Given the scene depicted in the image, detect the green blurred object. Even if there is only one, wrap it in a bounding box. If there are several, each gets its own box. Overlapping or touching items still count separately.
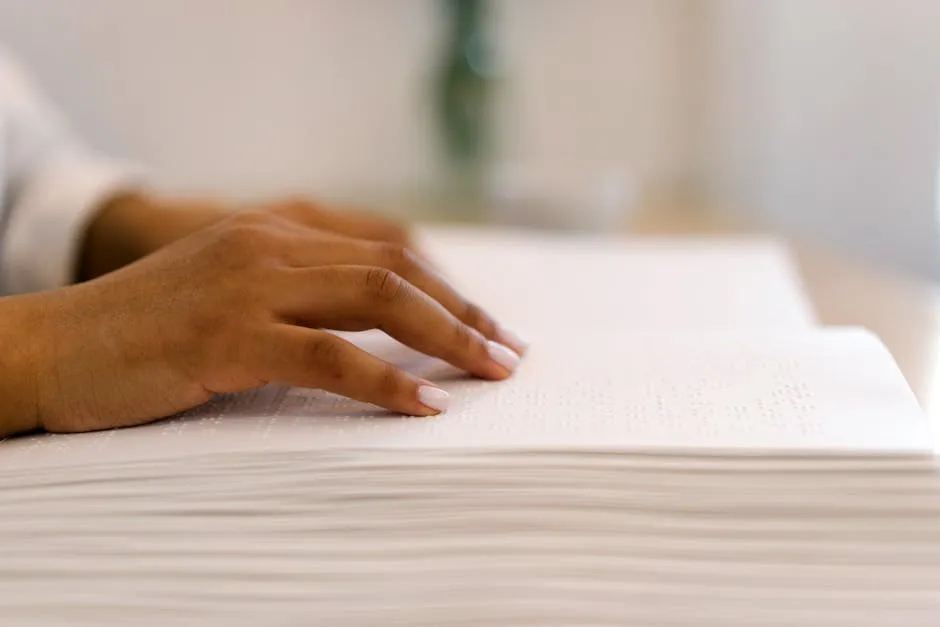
[436,0,494,205]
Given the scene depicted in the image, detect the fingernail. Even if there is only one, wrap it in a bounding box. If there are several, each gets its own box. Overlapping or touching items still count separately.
[487,341,521,372]
[417,385,450,413]
[498,328,530,354]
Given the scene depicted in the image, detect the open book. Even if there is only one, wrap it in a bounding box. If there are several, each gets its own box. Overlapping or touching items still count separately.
[1,227,938,626]
[1,228,931,470]
[0,327,932,472]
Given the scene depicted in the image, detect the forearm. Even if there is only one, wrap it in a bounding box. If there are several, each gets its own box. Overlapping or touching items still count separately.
[77,193,229,282]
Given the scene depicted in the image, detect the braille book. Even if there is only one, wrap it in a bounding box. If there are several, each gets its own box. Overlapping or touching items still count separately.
[2,228,937,627]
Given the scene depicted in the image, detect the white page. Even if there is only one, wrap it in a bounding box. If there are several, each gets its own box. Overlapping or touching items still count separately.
[0,328,930,471]
[2,452,940,627]
[419,226,817,330]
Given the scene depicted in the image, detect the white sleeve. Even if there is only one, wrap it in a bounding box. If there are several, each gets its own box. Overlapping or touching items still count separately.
[0,52,140,295]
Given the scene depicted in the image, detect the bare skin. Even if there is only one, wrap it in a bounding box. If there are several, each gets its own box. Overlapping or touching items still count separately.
[0,196,524,437]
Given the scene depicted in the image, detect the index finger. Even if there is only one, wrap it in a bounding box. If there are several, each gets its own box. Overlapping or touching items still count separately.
[275,234,527,356]
[275,266,521,382]
[250,326,451,417]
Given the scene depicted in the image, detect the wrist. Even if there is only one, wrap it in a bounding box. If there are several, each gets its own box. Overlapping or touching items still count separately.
[78,193,229,282]
[0,293,53,436]
[78,191,159,282]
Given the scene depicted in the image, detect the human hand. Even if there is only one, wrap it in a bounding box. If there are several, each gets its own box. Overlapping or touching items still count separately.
[80,193,426,281]
[30,211,526,435]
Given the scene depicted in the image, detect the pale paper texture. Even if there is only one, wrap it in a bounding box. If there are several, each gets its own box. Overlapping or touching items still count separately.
[2,452,940,626]
[0,328,930,471]
[419,227,818,330]
[1,233,937,626]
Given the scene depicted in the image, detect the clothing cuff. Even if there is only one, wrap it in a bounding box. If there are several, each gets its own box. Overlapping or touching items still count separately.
[2,154,140,294]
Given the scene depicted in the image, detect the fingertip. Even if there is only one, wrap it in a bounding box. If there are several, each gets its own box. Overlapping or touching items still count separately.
[487,341,521,374]
[496,327,530,356]
[416,385,450,416]
[468,340,521,381]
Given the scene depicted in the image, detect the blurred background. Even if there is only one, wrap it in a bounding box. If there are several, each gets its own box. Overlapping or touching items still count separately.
[1,0,938,276]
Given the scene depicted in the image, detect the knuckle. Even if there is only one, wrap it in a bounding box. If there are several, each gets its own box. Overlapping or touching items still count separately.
[201,302,255,338]
[287,196,317,212]
[377,364,407,399]
[380,222,413,246]
[272,197,318,221]
[217,215,269,250]
[187,309,254,372]
[377,243,418,273]
[454,321,486,356]
[228,210,272,229]
[362,267,406,304]
[304,337,346,378]
[463,303,497,336]
[211,213,285,268]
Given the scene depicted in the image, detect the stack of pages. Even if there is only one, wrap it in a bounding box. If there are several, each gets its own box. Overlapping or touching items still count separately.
[1,226,938,626]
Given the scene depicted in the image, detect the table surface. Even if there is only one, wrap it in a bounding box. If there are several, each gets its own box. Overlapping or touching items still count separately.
[625,205,940,434]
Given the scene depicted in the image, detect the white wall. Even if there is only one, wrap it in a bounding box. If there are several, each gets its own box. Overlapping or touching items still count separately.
[6,0,937,276]
[0,0,696,205]
[0,0,438,199]
[698,0,940,277]
[495,0,697,203]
